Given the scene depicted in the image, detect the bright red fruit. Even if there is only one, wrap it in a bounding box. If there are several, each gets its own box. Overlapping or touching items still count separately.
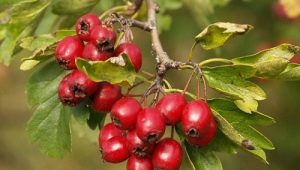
[114,42,142,72]
[111,97,142,130]
[152,138,183,170]
[90,25,116,51]
[81,42,113,61]
[55,36,84,70]
[91,82,122,113]
[58,70,98,106]
[99,123,124,146]
[136,108,166,144]
[101,136,130,163]
[127,155,153,170]
[156,93,187,125]
[126,129,154,157]
[186,119,217,148]
[76,13,101,41]
[181,100,213,138]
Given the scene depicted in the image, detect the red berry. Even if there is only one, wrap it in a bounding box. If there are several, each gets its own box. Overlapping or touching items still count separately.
[156,93,187,125]
[90,25,116,51]
[126,129,154,157]
[99,123,124,146]
[55,36,84,70]
[136,108,166,144]
[91,82,122,113]
[111,97,142,130]
[127,155,153,170]
[76,13,101,41]
[58,70,98,106]
[187,119,217,148]
[81,42,113,61]
[152,138,183,170]
[181,100,213,138]
[101,136,130,163]
[114,42,142,72]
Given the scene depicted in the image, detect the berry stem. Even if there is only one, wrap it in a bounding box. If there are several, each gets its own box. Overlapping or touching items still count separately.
[182,70,195,95]
[197,77,201,99]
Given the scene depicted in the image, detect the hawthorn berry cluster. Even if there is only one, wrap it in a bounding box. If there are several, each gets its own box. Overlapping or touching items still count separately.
[55,13,217,170]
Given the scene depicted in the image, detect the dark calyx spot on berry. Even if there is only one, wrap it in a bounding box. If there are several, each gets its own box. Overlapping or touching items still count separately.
[80,21,89,33]
[111,116,122,128]
[97,40,113,52]
[72,84,86,98]
[242,139,256,150]
[133,147,147,157]
[146,133,159,144]
[187,128,200,137]
[61,98,76,106]
[57,58,69,69]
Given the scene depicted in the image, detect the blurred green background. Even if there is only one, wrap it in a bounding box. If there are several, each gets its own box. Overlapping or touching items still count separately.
[1,0,300,170]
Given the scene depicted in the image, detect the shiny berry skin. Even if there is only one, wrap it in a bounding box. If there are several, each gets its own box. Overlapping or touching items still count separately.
[114,42,142,72]
[152,138,183,170]
[127,155,153,170]
[126,129,154,157]
[156,93,187,125]
[58,70,98,106]
[187,119,217,148]
[90,25,116,51]
[81,42,113,61]
[76,13,101,41]
[91,82,122,113]
[101,136,130,163]
[111,97,142,130]
[55,36,84,70]
[99,123,124,146]
[181,100,213,138]
[136,108,166,144]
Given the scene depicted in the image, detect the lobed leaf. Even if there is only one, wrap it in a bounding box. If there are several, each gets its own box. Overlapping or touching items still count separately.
[232,44,300,78]
[195,22,252,50]
[76,54,137,86]
[184,140,223,170]
[275,63,300,81]
[203,65,266,113]
[208,98,275,163]
[26,94,71,158]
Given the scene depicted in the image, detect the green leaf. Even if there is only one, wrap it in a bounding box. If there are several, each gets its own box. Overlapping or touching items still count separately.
[184,140,223,170]
[70,101,90,125]
[209,98,275,163]
[203,65,266,113]
[26,94,71,158]
[195,22,252,50]
[76,54,137,86]
[211,0,231,6]
[276,63,300,81]
[232,44,300,78]
[20,34,56,51]
[87,110,106,130]
[55,30,76,40]
[208,130,238,154]
[156,0,183,12]
[52,0,100,15]
[26,61,67,107]
[0,0,51,65]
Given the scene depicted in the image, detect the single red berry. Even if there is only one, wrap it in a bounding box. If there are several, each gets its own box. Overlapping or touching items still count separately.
[114,42,142,72]
[181,100,213,138]
[58,70,98,106]
[127,155,153,170]
[81,42,113,61]
[55,36,84,70]
[90,25,116,51]
[91,82,122,113]
[101,136,130,163]
[156,93,187,125]
[76,13,101,41]
[99,123,124,146]
[126,129,154,157]
[136,108,166,144]
[111,97,142,130]
[152,138,183,170]
[187,119,217,148]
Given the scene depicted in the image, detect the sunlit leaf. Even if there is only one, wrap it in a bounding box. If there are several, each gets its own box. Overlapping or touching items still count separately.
[52,0,100,15]
[276,63,300,81]
[195,22,252,50]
